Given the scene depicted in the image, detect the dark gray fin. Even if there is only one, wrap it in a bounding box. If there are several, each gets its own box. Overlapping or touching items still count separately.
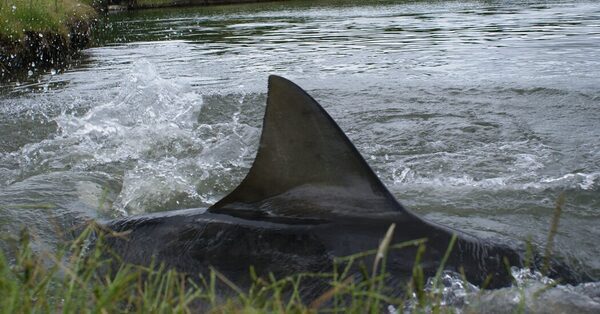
[210,75,414,220]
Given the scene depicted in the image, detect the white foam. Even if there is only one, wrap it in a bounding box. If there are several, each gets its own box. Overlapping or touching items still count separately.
[400,269,600,313]
[540,172,600,191]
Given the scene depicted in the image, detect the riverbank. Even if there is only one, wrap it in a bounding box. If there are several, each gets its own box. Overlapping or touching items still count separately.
[0,0,288,80]
[0,0,98,80]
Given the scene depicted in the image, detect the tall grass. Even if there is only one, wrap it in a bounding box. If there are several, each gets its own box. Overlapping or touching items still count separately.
[0,194,571,312]
[542,193,564,275]
[0,222,465,313]
[0,0,96,42]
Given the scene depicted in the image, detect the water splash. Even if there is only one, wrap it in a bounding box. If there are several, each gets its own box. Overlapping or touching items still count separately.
[6,60,260,217]
[468,269,600,314]
[400,271,479,313]
[398,269,600,313]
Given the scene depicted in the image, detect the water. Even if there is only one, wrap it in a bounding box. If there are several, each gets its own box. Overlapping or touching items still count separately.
[1,0,599,310]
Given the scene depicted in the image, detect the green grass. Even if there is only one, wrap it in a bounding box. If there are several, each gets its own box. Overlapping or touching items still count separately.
[0,0,96,42]
[0,222,466,313]
[0,197,568,313]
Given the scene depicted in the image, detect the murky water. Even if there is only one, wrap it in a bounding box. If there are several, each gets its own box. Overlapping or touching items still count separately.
[1,0,599,311]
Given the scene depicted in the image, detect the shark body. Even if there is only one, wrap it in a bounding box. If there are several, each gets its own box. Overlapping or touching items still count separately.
[106,76,582,295]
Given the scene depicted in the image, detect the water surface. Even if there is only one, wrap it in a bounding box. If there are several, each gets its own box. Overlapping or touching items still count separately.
[1,0,599,309]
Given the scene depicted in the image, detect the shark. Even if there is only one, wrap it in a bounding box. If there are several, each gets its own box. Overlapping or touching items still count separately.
[105,75,584,297]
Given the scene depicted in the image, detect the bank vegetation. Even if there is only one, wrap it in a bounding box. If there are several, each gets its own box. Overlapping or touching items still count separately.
[0,0,98,79]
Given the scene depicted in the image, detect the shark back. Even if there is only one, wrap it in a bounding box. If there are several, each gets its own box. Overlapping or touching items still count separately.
[210,75,416,221]
[105,76,589,294]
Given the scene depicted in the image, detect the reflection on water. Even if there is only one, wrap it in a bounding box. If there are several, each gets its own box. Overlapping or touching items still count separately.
[0,0,599,304]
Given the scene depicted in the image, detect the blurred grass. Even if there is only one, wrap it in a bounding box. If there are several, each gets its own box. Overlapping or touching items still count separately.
[0,0,96,42]
[0,194,569,312]
[0,222,465,313]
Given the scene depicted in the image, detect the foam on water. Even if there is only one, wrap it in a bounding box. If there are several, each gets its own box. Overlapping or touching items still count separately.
[468,269,600,314]
[394,269,600,313]
[391,164,599,192]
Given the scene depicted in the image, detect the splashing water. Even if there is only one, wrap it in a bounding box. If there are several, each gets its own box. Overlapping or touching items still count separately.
[0,59,260,241]
[394,269,600,313]
[0,0,599,309]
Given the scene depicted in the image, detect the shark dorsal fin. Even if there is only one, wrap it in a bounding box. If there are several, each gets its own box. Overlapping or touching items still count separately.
[210,75,412,220]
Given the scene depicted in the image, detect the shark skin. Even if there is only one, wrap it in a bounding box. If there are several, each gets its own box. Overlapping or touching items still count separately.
[105,75,584,297]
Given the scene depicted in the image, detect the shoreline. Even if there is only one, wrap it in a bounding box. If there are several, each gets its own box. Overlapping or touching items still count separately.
[0,0,98,81]
[0,0,285,81]
[0,19,96,81]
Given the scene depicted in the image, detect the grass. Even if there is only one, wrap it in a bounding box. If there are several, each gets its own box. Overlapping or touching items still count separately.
[542,193,564,275]
[0,195,570,313]
[0,0,96,42]
[0,222,466,313]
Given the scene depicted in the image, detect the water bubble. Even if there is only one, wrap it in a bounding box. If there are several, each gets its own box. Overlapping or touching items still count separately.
[510,267,555,287]
[403,271,479,312]
[387,305,398,314]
